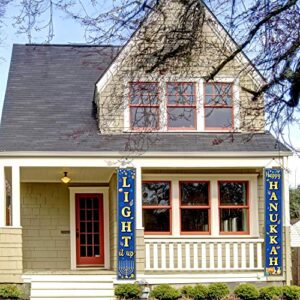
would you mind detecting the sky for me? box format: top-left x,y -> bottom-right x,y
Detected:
0,2 -> 300,188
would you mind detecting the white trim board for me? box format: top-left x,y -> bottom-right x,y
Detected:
69,187 -> 110,270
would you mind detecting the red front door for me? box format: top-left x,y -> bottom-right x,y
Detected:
76,194 -> 104,266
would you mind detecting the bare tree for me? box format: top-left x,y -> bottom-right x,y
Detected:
1,0 -> 300,152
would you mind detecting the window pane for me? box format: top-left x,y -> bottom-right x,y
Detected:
130,107 -> 159,128
142,182 -> 170,206
220,208 -> 248,232
167,83 -> 195,105
181,209 -> 209,232
130,83 -> 159,104
168,107 -> 195,128
205,83 -> 232,105
181,182 -> 209,205
205,107 -> 233,128
220,182 -> 247,205
143,209 -> 170,232
205,83 -> 214,94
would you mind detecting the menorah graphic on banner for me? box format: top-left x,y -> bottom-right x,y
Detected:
118,260 -> 135,279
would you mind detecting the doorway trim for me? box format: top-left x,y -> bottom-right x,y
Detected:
69,187 -> 110,270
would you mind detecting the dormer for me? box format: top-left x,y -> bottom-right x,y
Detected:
95,0 -> 265,134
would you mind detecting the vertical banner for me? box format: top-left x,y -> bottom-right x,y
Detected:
117,168 -> 136,280
265,168 -> 283,276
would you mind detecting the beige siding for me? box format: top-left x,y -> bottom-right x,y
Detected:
21,183 -> 70,270
0,227 -> 23,283
97,0 -> 264,134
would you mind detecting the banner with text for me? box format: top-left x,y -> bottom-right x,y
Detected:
117,168 -> 136,280
265,168 -> 283,276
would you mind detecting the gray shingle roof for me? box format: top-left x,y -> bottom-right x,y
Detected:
0,44 -> 290,154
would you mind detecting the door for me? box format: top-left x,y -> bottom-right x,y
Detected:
76,193 -> 104,266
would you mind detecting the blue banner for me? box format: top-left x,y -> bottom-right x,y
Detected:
265,168 -> 283,276
117,168 -> 136,280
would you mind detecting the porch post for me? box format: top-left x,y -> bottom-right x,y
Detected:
135,166 -> 143,229
12,165 -> 21,227
0,166 -> 6,227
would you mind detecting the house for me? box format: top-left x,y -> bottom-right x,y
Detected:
0,0 -> 292,299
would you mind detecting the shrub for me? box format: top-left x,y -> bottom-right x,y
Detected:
207,283 -> 230,300
150,284 -> 181,300
181,285 -> 194,299
259,286 -> 282,300
0,284 -> 21,299
234,284 -> 259,300
115,284 -> 141,299
192,284 -> 209,300
282,286 -> 300,300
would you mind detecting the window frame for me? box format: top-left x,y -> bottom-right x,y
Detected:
166,82 -> 197,131
179,181 -> 210,235
142,180 -> 172,235
204,82 -> 234,131
129,82 -> 160,131
218,180 -> 250,235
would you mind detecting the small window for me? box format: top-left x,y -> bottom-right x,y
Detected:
219,181 -> 249,234
129,82 -> 159,130
167,82 -> 196,129
142,181 -> 171,234
180,181 -> 210,234
204,82 -> 233,130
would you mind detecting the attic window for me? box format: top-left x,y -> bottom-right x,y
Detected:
204,83 -> 234,130
129,82 -> 160,130
167,82 -> 196,129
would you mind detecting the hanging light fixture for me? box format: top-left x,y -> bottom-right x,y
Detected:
61,172 -> 71,184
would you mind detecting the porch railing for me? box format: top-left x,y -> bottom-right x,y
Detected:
144,237 -> 264,271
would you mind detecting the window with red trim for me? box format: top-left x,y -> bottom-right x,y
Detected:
129,82 -> 160,130
180,181 -> 210,234
219,181 -> 249,234
204,82 -> 234,130
167,82 -> 196,129
142,181 -> 171,234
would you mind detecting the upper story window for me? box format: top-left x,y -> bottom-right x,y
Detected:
127,80 -> 237,132
167,83 -> 196,130
129,82 -> 160,130
204,82 -> 234,130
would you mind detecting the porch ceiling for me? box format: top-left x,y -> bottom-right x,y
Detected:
18,167 -> 115,183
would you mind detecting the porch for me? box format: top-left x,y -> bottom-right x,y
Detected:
0,154 -> 290,285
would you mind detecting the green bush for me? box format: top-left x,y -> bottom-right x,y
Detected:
0,284 -> 21,299
115,284 -> 141,299
181,285 -> 194,299
234,284 -> 259,300
192,284 -> 209,300
282,286 -> 300,300
259,286 -> 282,300
207,283 -> 230,300
151,284 -> 181,300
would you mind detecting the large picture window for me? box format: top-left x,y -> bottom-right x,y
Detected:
129,82 -> 160,130
166,82 -> 196,130
142,181 -> 171,234
204,82 -> 234,130
219,181 -> 249,234
180,181 -> 210,234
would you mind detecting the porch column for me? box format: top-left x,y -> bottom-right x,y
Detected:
11,165 -> 21,227
135,166 -> 143,229
0,166 -> 6,227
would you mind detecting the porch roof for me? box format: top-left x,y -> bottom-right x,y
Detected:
0,44 -> 290,155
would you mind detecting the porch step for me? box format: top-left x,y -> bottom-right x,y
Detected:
28,275 -> 115,300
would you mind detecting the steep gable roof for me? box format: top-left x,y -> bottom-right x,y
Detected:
0,45 -> 290,154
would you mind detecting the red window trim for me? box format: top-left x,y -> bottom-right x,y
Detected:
204,82 -> 234,131
142,180 -> 172,235
129,82 -> 160,131
166,82 -> 197,131
179,181 -> 210,235
218,180 -> 250,235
